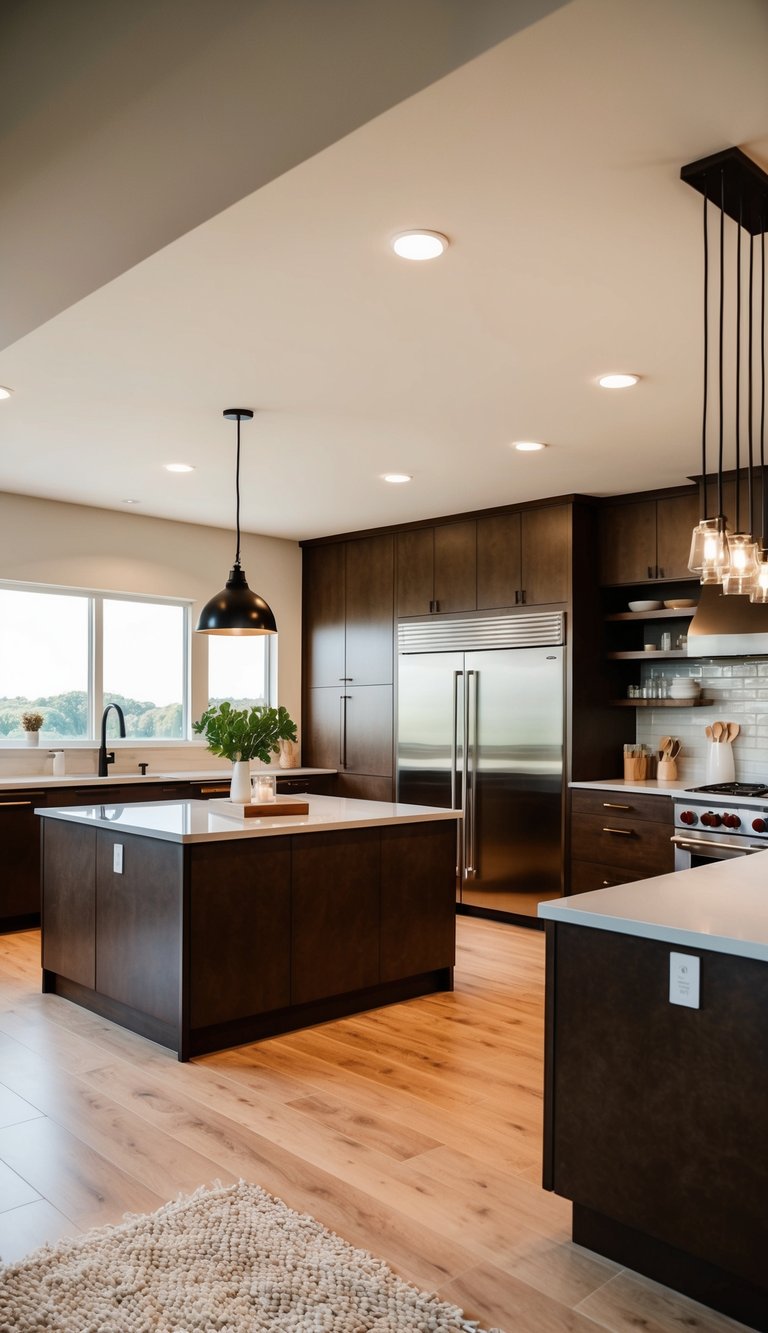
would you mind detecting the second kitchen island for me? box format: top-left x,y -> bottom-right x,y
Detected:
38,795 -> 460,1060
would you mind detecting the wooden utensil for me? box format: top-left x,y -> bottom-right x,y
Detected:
726,722 -> 740,743
668,738 -> 681,760
712,721 -> 724,742
659,735 -> 672,755
705,725 -> 713,741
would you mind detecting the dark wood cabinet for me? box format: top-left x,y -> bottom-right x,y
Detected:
380,823 -> 456,982
476,505 -> 570,608
41,819 -> 96,984
600,489 -> 699,584
396,521 -> 476,615
302,542 -> 346,687
95,830 -> 183,1025
304,684 -> 392,779
344,534 -> 394,684
569,788 -> 674,893
0,788 -> 47,927
291,828 -> 380,1004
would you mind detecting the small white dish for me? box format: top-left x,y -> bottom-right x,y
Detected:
628,600 -> 663,612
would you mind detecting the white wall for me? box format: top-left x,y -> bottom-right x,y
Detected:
0,490 -> 302,771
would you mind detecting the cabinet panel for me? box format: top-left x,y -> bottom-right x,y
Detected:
190,840 -> 291,1027
477,513 -> 521,609
0,790 -> 45,923
599,501 -> 657,584
344,534 -> 394,685
303,687 -> 345,771
96,831 -> 182,1024
434,521 -> 477,613
41,820 -> 96,985
396,529 -> 434,616
571,789 -> 672,825
344,686 -> 393,777
522,505 -> 570,604
336,774 -> 394,801
570,814 -> 673,876
303,542 -> 346,687
569,859 -> 647,895
655,491 -> 699,579
380,823 -> 455,982
291,829 -> 380,1004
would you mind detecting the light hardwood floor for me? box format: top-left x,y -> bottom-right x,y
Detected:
0,917 -> 748,1332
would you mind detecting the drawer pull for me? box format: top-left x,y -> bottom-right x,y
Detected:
200,785 -> 230,795
603,802 -> 631,810
602,826 -> 634,836
0,799 -> 34,807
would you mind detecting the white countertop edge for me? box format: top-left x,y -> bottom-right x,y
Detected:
0,768 -> 336,790
539,856 -> 768,963
37,797 -> 462,844
569,779 -> 691,797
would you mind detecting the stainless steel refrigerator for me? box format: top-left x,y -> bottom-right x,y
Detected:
396,612 -> 565,922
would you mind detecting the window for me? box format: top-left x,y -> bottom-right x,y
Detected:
207,635 -> 270,709
0,583 -> 190,742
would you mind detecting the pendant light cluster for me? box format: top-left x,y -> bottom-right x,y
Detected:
683,148 -> 768,601
195,409 -> 277,635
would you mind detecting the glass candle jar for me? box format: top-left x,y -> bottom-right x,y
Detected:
252,773 -> 276,804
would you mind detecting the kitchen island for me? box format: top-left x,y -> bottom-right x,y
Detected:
539,857 -> 768,1331
38,795 -> 460,1061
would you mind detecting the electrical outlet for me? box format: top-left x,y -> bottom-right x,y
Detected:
669,951 -> 700,1008
113,843 -> 124,875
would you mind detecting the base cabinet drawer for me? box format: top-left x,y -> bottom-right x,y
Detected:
571,814 -> 674,876
569,860 -> 649,896
572,789 -> 672,825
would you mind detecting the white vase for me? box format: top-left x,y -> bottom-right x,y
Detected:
24,731 -> 39,747
230,760 -> 252,804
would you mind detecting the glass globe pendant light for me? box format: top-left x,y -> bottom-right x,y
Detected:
195,409 -> 277,635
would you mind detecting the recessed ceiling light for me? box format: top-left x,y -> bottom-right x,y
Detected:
0,386 -> 13,399
121,499 -> 141,505
391,231 -> 449,261
513,441 -> 547,453
164,463 -> 195,473
597,373 -> 640,389
383,473 -> 413,484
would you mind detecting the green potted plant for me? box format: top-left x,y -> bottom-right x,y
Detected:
193,702 -> 298,802
21,711 -> 44,747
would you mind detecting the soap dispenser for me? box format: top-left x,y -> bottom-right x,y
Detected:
49,749 -> 66,777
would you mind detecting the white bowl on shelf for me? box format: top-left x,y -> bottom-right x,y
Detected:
627,600 -> 663,612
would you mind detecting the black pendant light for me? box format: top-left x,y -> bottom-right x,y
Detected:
195,408 -> 277,635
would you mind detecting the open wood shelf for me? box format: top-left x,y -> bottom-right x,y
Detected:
607,650 -> 690,660
605,608 -> 697,621
610,697 -> 709,708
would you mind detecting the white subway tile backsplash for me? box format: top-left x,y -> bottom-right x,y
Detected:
636,656 -> 768,782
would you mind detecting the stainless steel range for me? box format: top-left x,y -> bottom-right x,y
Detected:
673,782 -> 768,869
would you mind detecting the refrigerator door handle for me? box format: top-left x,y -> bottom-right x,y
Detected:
464,669 -> 477,879
452,669 -> 464,884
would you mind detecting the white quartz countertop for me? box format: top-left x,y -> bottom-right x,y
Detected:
0,768 -> 335,791
37,794 -> 461,843
539,853 -> 768,962
570,778 -> 691,797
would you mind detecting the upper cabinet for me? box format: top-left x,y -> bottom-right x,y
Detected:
477,506 -> 570,608
396,522 -> 476,617
303,534 -> 394,687
599,490 -> 699,585
396,505 -> 571,617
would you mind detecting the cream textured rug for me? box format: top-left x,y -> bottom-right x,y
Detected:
0,1180 -> 495,1332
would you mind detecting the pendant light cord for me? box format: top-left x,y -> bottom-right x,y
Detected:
735,192 -> 742,532
702,185 -> 709,521
718,168 -> 725,520
762,221 -> 766,549
748,227 -> 754,536
235,413 -> 242,568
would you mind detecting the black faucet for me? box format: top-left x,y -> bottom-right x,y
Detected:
98,703 -> 126,777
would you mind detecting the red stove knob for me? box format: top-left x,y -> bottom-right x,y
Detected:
701,812 -> 721,827
752,817 -> 767,833
723,813 -> 741,829
679,810 -> 697,825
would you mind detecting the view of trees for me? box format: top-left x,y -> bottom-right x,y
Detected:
0,692 -> 183,738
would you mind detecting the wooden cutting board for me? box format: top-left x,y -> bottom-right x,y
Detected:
213,796 -> 310,818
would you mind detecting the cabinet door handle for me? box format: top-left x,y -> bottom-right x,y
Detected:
658,566 -> 664,578
602,879 -> 615,887
339,694 -> 350,768
603,801 -> 631,810
0,799 -> 34,807
647,565 -> 654,579
521,589 -> 526,605
514,590 -> 520,605
200,785 -> 230,795
602,826 -> 634,836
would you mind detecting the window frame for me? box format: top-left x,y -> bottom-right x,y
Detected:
0,579 -> 193,744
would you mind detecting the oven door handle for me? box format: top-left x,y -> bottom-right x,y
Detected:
671,834 -> 765,858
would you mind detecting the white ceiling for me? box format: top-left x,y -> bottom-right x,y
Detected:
1,0 -> 768,541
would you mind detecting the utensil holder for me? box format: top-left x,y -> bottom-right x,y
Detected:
657,758 -> 678,783
705,741 -> 735,784
623,755 -> 648,781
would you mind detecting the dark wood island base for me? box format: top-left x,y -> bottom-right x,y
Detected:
40,808 -> 457,1061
